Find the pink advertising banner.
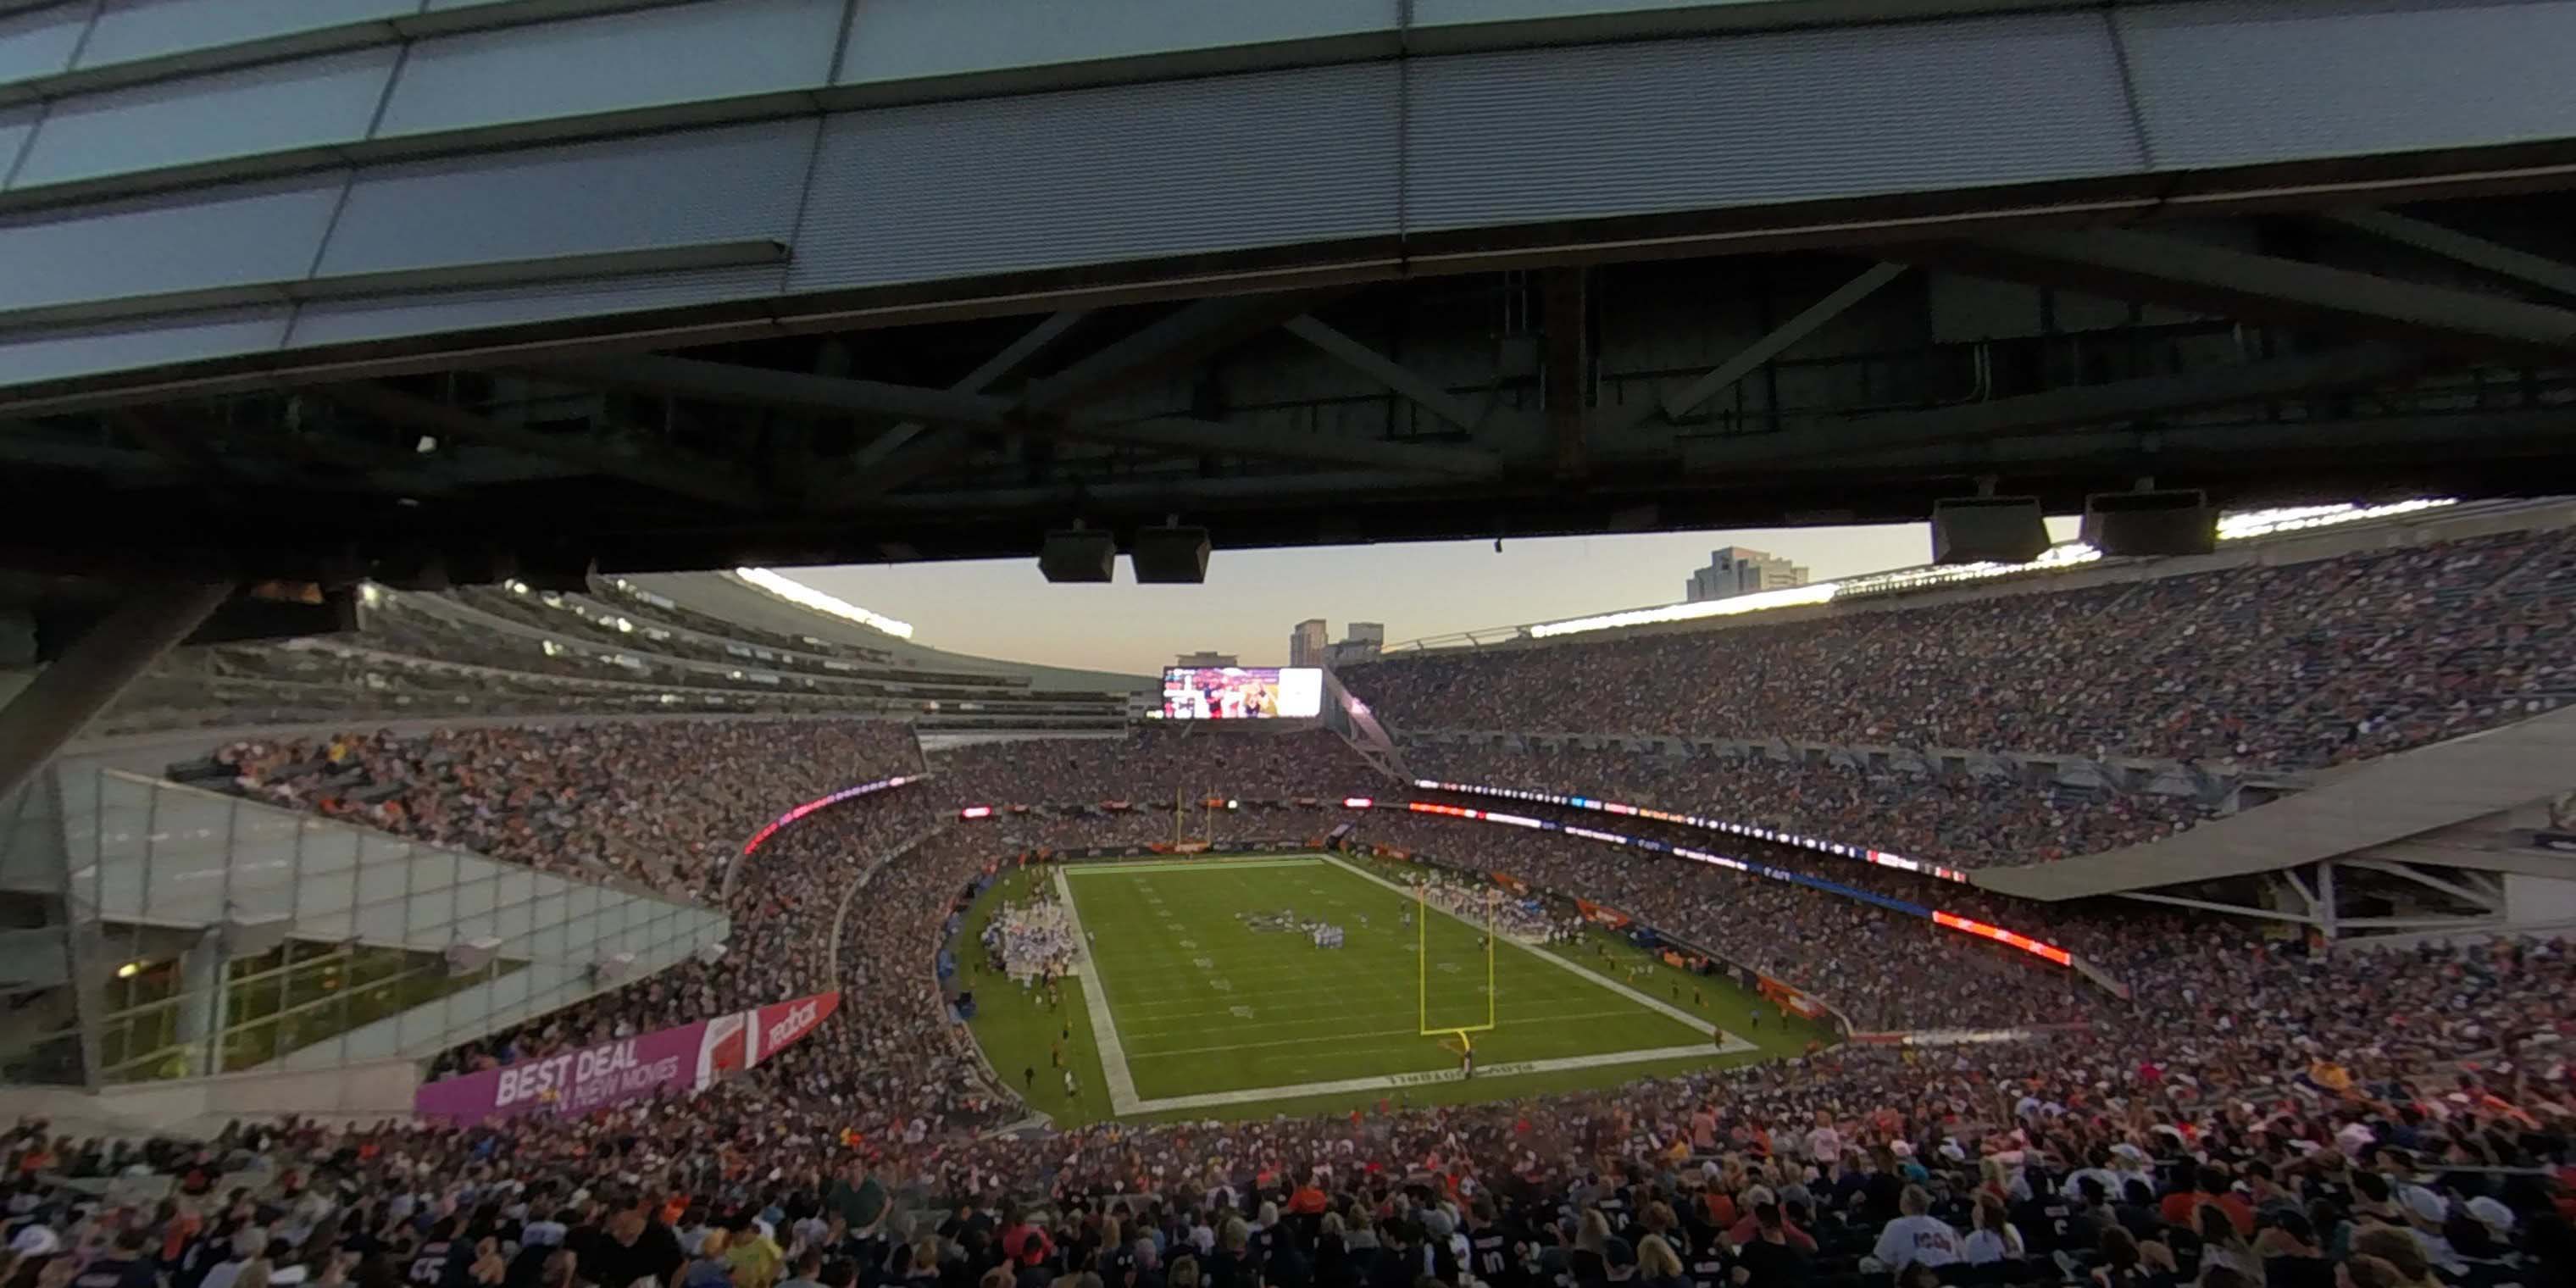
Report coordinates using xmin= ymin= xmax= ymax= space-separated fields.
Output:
xmin=414 ymin=990 xmax=839 ymax=1122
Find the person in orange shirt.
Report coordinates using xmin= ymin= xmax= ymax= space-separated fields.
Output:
xmin=1702 ymin=1185 xmax=1738 ymax=1230
xmin=2156 ymin=1166 xmax=2253 ymax=1237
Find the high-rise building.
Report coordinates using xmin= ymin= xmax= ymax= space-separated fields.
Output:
xmin=1174 ymin=651 xmax=1240 ymax=669
xmin=1288 ymin=619 xmax=1329 ymax=667
xmin=1686 ymin=547 xmax=1809 ymax=602
xmin=1324 ymin=621 xmax=1385 ymax=666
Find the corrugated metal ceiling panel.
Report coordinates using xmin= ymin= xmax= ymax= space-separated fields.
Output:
xmin=0 ymin=176 xmax=342 ymax=312
xmin=375 ymin=0 xmax=839 ymax=139
xmin=2119 ymin=0 xmax=2576 ymax=171
xmin=839 ymin=0 xmax=1395 ymax=83
xmin=10 ymin=46 xmax=394 ymax=190
xmin=790 ymin=61 xmax=1400 ymax=293
xmin=1403 ymin=13 xmax=2144 ymax=232
xmin=318 ymin=119 xmax=814 ymax=277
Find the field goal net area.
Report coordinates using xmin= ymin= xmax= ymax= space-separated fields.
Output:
xmin=1415 ymin=876 xmax=1500 ymax=1046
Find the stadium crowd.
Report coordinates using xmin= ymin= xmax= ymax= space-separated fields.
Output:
xmin=1399 ymin=744 xmax=2201 ymax=870
xmin=1341 ymin=526 xmax=2576 ymax=771
xmin=206 ymin=720 xmax=922 ymax=897
xmin=929 ymin=731 xmax=1381 ymax=809
xmin=58 ymin=714 xmax=2559 ymax=1288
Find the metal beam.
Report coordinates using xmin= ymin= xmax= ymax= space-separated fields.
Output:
xmin=848 ymin=309 xmax=1088 ymax=471
xmin=1612 ymin=262 xmax=1907 ymax=433
xmin=542 ymin=355 xmax=1015 ymax=431
xmin=2340 ymin=836 xmax=2576 ymax=879
xmin=850 ymin=430 xmax=985 ymax=497
xmin=2335 ymin=914 xmax=2507 ymax=930
xmin=1904 ymin=229 xmax=2576 ymax=358
xmin=2340 ymin=858 xmax=2506 ymax=910
xmin=553 ymin=353 xmax=1502 ymax=479
xmin=0 ymin=581 xmax=231 ymax=803
xmin=1541 ymin=269 xmax=1589 ymax=478
xmin=2117 ymin=890 xmax=2314 ymax=925
xmin=1282 ymin=315 xmax=1481 ymax=431
xmin=870 ymin=469 xmax=1452 ymax=512
xmin=1682 ymin=344 xmax=2426 ymax=470
xmin=2279 ymin=868 xmax=2320 ymax=918
xmin=1052 ymin=415 xmax=1502 ymax=478
xmin=2327 ymin=208 xmax=2576 ymax=302
xmin=325 ymin=382 xmax=767 ymax=509
xmin=1020 ymin=292 xmax=1324 ymax=414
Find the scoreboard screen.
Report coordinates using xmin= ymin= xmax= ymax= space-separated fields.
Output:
xmin=1160 ymin=666 xmax=1323 ymax=719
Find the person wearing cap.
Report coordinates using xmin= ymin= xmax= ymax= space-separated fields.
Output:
xmin=2390 ymin=1185 xmax=2464 ymax=1277
xmin=1868 ymin=1186 xmax=1960 ymax=1275
xmin=508 ymin=1211 xmax=577 ymax=1288
xmin=197 ymin=1226 xmax=268 ymax=1288
xmin=2462 ymin=1196 xmax=2515 ymax=1246
xmin=2252 ymin=1208 xmax=2332 ymax=1288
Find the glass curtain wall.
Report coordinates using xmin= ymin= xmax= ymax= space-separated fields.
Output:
xmin=1 ymin=767 xmax=724 ymax=1087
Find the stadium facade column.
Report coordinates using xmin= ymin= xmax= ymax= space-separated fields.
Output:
xmin=0 ymin=583 xmax=231 ymax=802
xmin=175 ymin=931 xmax=230 ymax=1077
xmin=2315 ymin=860 xmax=2339 ymax=940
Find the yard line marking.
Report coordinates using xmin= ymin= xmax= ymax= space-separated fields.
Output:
xmin=1053 ymin=864 xmax=1141 ymax=1113
xmin=1126 ymin=1006 xmax=1646 ymax=1054
xmin=1319 ymin=854 xmax=1741 ymax=1042
xmin=1123 ymin=1043 xmax=1735 ymax=1113
xmin=1064 ymin=858 xmax=1323 ymax=876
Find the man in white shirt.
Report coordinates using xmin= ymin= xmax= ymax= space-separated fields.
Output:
xmin=1802 ymin=1112 xmax=1843 ymax=1167
xmin=1869 ymin=1186 xmax=1963 ymax=1274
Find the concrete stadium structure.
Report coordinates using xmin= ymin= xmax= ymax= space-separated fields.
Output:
xmin=0 ymin=0 xmax=2573 ymax=588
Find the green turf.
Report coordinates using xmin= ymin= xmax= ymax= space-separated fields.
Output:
xmin=956 ymin=854 xmax=1830 ymax=1126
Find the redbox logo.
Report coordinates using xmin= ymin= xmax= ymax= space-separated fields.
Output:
xmin=769 ymin=998 xmax=819 ymax=1048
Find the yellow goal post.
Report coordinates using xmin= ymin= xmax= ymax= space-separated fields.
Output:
xmin=1416 ymin=876 xmax=1499 ymax=1039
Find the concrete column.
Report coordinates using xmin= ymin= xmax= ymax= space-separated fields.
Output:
xmin=2316 ymin=859 xmax=2339 ymax=941
xmin=176 ymin=931 xmax=229 ymax=1076
xmin=0 ymin=583 xmax=230 ymax=803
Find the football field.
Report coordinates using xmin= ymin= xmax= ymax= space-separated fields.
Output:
xmin=958 ymin=852 xmax=1824 ymax=1124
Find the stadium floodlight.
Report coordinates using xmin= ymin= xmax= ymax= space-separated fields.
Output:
xmin=1130 ymin=525 xmax=1212 ymax=584
xmin=1038 ymin=528 xmax=1117 ymax=583
xmin=1931 ymin=496 xmax=2050 ymax=564
xmin=2083 ymin=489 xmax=2217 ymax=557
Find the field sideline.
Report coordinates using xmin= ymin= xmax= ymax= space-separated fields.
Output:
xmin=955 ymin=852 xmax=1828 ymax=1125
